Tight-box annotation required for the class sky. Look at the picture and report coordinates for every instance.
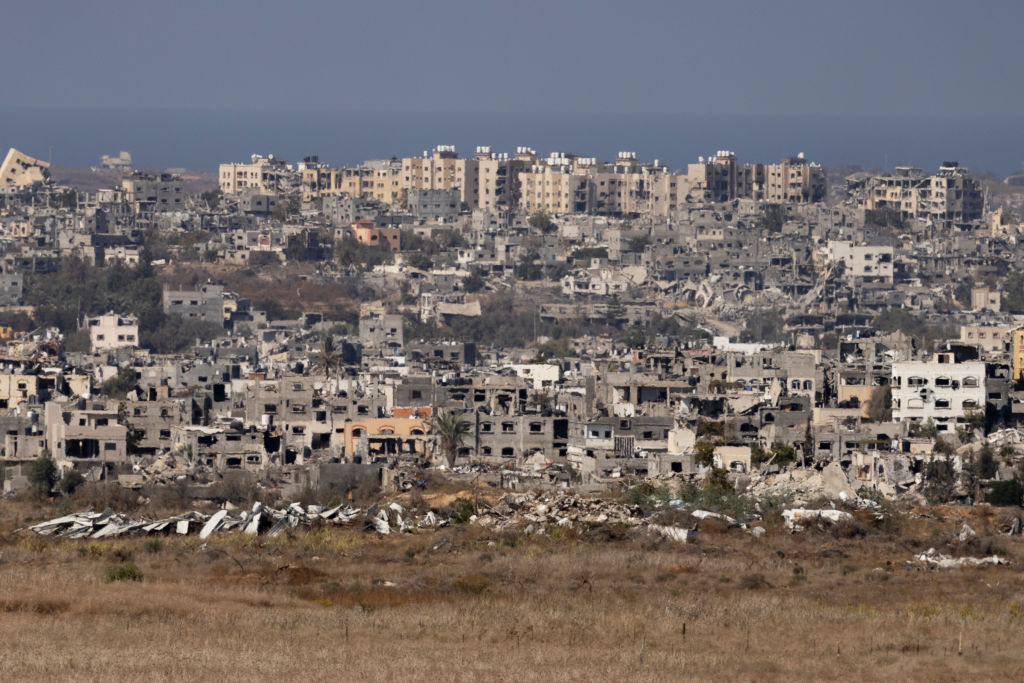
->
[4,0,1023,118]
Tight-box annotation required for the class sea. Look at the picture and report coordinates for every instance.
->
[1,107,1022,176]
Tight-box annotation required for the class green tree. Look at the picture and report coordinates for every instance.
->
[58,470,85,496]
[405,251,434,271]
[270,196,300,221]
[694,440,716,467]
[200,188,222,209]
[756,204,786,233]
[433,410,470,468]
[528,210,555,233]
[29,451,58,496]
[102,367,139,399]
[317,334,340,382]
[975,444,998,480]
[923,455,956,504]
[462,268,485,293]
[515,252,543,280]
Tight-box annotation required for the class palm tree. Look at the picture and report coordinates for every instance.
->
[317,334,340,383]
[433,410,470,468]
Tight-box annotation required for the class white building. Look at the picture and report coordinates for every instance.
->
[825,241,894,284]
[86,313,139,353]
[891,353,985,431]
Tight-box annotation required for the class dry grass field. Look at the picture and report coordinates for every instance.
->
[1,501,1024,682]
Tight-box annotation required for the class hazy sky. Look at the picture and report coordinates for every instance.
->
[4,0,1021,117]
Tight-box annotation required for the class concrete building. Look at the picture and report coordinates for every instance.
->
[100,151,132,170]
[406,188,460,219]
[759,154,827,203]
[85,314,139,353]
[45,399,128,464]
[970,286,1001,313]
[865,162,983,227]
[163,283,226,324]
[960,324,1011,356]
[0,148,49,188]
[825,241,895,284]
[0,270,23,305]
[891,353,986,431]
[351,220,401,251]
[403,146,478,208]
[302,159,403,205]
[121,172,185,213]
[219,155,294,195]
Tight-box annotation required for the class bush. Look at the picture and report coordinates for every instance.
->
[105,563,144,583]
[28,453,58,496]
[58,470,85,496]
[450,498,476,524]
[986,479,1024,507]
[738,573,769,590]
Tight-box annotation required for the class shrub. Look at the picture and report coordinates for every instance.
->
[986,479,1024,507]
[738,573,769,590]
[58,470,85,496]
[105,563,144,583]
[28,452,58,496]
[450,498,475,524]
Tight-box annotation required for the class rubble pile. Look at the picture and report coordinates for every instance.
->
[22,501,419,539]
[471,491,646,531]
[911,547,1009,570]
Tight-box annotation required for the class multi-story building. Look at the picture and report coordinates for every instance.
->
[0,148,49,188]
[163,283,226,325]
[891,353,986,431]
[825,241,895,284]
[865,162,983,227]
[121,172,185,213]
[475,146,536,211]
[219,155,294,195]
[759,154,827,203]
[351,220,401,251]
[960,324,1011,357]
[301,159,403,205]
[403,146,478,208]
[85,313,139,353]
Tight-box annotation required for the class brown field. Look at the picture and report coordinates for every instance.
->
[1,502,1024,681]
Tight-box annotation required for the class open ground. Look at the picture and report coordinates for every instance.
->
[1,500,1024,682]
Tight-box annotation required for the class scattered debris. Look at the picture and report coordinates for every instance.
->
[912,547,1009,570]
[650,524,697,543]
[782,508,854,531]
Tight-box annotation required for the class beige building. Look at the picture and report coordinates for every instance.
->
[301,159,403,205]
[1,148,49,188]
[475,146,537,211]
[759,154,826,203]
[219,154,294,195]
[85,313,139,353]
[403,146,478,207]
[865,162,983,226]
[960,324,1011,356]
[970,286,1000,312]
[121,172,185,213]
